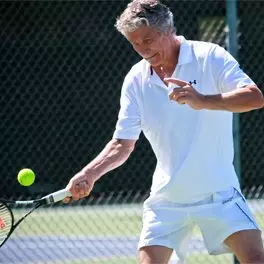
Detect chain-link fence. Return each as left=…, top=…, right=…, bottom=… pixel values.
left=0, top=1, right=263, bottom=263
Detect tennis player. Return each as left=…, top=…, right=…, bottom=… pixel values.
left=64, top=0, right=264, bottom=263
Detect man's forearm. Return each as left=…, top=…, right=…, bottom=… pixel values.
left=203, top=85, right=264, bottom=112
left=81, top=139, right=134, bottom=182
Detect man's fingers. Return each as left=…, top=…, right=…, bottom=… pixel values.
left=164, top=78, right=189, bottom=87
left=75, top=181, right=90, bottom=196
left=177, top=96, right=187, bottom=104
left=169, top=90, right=188, bottom=105
left=169, top=86, right=190, bottom=99
left=67, top=180, right=92, bottom=201
left=169, top=90, right=188, bottom=101
left=63, top=196, right=72, bottom=204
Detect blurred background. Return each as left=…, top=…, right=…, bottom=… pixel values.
left=0, top=0, right=263, bottom=263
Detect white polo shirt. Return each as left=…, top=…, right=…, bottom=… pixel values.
left=113, top=36, right=255, bottom=202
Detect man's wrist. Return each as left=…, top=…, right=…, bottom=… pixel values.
left=82, top=167, right=101, bottom=183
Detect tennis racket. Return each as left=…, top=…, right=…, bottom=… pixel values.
left=0, top=188, right=71, bottom=247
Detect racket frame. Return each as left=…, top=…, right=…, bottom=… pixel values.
left=0, top=189, right=71, bottom=247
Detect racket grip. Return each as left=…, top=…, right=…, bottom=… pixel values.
left=44, top=189, right=72, bottom=204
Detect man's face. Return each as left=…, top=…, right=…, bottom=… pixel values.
left=126, top=26, right=168, bottom=67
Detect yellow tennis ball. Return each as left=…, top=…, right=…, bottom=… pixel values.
left=17, top=168, right=35, bottom=186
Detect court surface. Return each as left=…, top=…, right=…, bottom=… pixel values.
left=0, top=200, right=262, bottom=264
left=0, top=235, right=209, bottom=263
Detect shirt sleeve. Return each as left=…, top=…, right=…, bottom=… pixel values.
left=112, top=74, right=141, bottom=140
left=212, top=45, right=256, bottom=93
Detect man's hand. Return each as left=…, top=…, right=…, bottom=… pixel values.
left=63, top=170, right=95, bottom=203
left=164, top=78, right=206, bottom=110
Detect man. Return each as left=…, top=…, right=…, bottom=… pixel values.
left=64, top=0, right=264, bottom=263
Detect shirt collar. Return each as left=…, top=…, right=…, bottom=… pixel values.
left=177, top=36, right=194, bottom=65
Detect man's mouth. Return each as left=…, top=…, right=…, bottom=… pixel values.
left=145, top=54, right=157, bottom=60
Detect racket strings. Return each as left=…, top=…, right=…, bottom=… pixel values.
left=0, top=203, right=13, bottom=244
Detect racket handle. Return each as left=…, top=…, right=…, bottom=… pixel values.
left=44, top=189, right=72, bottom=204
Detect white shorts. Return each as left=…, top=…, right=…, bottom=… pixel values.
left=138, top=188, right=259, bottom=260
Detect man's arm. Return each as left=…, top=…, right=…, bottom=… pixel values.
left=165, top=78, right=264, bottom=113
left=65, top=138, right=136, bottom=201
left=203, top=85, right=264, bottom=112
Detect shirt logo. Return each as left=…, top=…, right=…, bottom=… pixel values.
left=189, top=80, right=197, bottom=85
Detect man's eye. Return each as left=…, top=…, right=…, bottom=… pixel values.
left=132, top=42, right=139, bottom=48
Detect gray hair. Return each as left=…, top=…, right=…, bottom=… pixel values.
left=115, top=0, right=176, bottom=36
